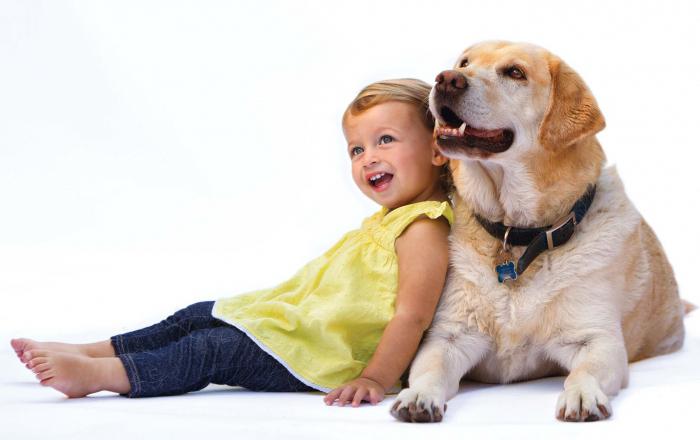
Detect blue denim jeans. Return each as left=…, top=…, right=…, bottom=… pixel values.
left=110, top=301, right=315, bottom=397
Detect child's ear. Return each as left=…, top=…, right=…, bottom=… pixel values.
left=431, top=142, right=449, bottom=166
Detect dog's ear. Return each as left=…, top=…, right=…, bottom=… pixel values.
left=538, top=56, right=605, bottom=150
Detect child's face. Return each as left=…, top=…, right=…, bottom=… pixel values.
left=343, top=101, right=448, bottom=210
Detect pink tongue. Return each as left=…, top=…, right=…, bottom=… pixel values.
left=464, top=126, right=503, bottom=138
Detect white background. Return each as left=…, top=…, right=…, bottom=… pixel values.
left=2, top=2, right=700, bottom=438
left=1, top=0, right=699, bottom=344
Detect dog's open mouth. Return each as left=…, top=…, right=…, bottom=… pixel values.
left=435, top=106, right=514, bottom=155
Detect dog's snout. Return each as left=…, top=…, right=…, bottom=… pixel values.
left=435, top=70, right=468, bottom=94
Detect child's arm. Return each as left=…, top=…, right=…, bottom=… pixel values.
left=323, top=216, right=450, bottom=407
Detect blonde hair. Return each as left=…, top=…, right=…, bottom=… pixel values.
left=343, top=78, right=454, bottom=198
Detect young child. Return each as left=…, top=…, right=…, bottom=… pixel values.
left=11, top=78, right=454, bottom=407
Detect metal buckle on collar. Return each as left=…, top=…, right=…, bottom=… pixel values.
left=545, top=211, right=576, bottom=250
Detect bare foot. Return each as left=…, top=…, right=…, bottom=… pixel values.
left=11, top=338, right=115, bottom=363
left=23, top=349, right=130, bottom=398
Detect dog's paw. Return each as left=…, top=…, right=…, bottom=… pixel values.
left=555, top=380, right=612, bottom=422
left=390, top=388, right=446, bottom=423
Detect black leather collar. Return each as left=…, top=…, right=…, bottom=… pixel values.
left=474, top=185, right=596, bottom=281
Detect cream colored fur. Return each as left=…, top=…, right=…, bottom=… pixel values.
left=391, top=41, right=686, bottom=423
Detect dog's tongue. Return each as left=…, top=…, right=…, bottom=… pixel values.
left=463, top=125, right=504, bottom=138
left=436, top=124, right=505, bottom=139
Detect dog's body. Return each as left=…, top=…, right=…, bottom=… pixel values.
left=391, top=41, right=686, bottom=422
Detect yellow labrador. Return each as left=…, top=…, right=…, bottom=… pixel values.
left=391, top=41, right=689, bottom=423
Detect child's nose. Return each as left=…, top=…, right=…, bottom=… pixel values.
left=362, top=150, right=379, bottom=167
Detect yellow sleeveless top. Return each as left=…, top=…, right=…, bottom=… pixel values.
left=212, top=200, right=453, bottom=392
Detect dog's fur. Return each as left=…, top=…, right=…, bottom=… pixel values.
left=391, top=41, right=687, bottom=423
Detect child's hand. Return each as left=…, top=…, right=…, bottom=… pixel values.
left=323, top=377, right=385, bottom=407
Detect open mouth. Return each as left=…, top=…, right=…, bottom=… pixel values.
left=435, top=106, right=514, bottom=155
left=367, top=172, right=393, bottom=192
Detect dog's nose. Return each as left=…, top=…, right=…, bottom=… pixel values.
left=435, top=70, right=468, bottom=94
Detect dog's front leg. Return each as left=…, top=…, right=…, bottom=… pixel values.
left=550, top=329, right=629, bottom=422
left=390, top=329, right=490, bottom=423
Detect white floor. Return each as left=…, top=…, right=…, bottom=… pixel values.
left=2, top=312, right=699, bottom=440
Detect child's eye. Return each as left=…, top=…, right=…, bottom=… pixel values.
left=350, top=146, right=364, bottom=157
left=378, top=135, right=394, bottom=145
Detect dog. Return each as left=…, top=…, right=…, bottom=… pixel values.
left=390, top=41, right=689, bottom=423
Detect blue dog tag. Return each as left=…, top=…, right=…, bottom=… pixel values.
left=496, top=261, right=517, bottom=283
left=495, top=226, right=517, bottom=283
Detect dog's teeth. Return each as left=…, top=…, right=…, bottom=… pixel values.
left=459, top=122, right=467, bottom=136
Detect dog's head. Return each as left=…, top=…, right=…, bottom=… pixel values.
left=431, top=41, right=605, bottom=161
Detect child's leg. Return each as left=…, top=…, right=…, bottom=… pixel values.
left=113, top=325, right=314, bottom=397
left=22, top=308, right=315, bottom=398
left=110, top=301, right=227, bottom=355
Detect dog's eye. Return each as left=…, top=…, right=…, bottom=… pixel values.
left=378, top=135, right=394, bottom=145
left=459, top=58, right=469, bottom=68
left=505, top=66, right=526, bottom=80
left=350, top=146, right=364, bottom=157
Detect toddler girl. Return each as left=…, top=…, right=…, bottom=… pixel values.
left=12, top=78, right=454, bottom=407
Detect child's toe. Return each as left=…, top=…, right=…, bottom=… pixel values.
left=36, top=369, right=55, bottom=381
left=23, top=349, right=48, bottom=362
left=27, top=356, right=49, bottom=369
left=30, top=359, right=51, bottom=373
